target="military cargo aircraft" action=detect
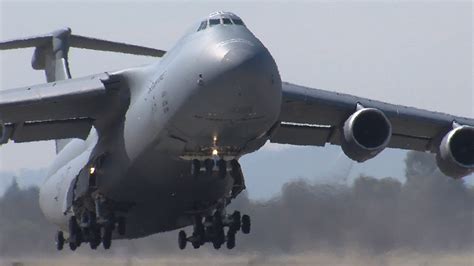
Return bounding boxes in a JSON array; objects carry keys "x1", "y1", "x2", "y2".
[{"x1": 1, "y1": 11, "x2": 473, "y2": 251}]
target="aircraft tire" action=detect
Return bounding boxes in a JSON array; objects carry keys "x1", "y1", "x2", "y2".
[
  {"x1": 68, "y1": 216, "x2": 80, "y2": 247},
  {"x1": 178, "y1": 230, "x2": 187, "y2": 250},
  {"x1": 242, "y1": 215, "x2": 251, "y2": 234},
  {"x1": 89, "y1": 227, "x2": 101, "y2": 250},
  {"x1": 212, "y1": 241, "x2": 221, "y2": 250},
  {"x1": 204, "y1": 159, "x2": 214, "y2": 175},
  {"x1": 56, "y1": 231, "x2": 64, "y2": 251},
  {"x1": 192, "y1": 240, "x2": 200, "y2": 249},
  {"x1": 90, "y1": 240, "x2": 99, "y2": 250},
  {"x1": 217, "y1": 159, "x2": 226, "y2": 179},
  {"x1": 231, "y1": 211, "x2": 241, "y2": 231},
  {"x1": 226, "y1": 231, "x2": 236, "y2": 249},
  {"x1": 102, "y1": 226, "x2": 112, "y2": 250},
  {"x1": 192, "y1": 159, "x2": 200, "y2": 178},
  {"x1": 117, "y1": 216, "x2": 126, "y2": 236},
  {"x1": 69, "y1": 240, "x2": 77, "y2": 251}
]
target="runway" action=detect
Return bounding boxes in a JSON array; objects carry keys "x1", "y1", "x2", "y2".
[{"x1": 3, "y1": 251, "x2": 474, "y2": 266}]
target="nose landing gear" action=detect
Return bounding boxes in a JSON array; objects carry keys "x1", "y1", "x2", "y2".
[
  {"x1": 180, "y1": 158, "x2": 249, "y2": 250},
  {"x1": 177, "y1": 210, "x2": 251, "y2": 250},
  {"x1": 190, "y1": 159, "x2": 246, "y2": 194},
  {"x1": 190, "y1": 158, "x2": 237, "y2": 180}
]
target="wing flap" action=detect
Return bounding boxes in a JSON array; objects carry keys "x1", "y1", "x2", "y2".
[
  {"x1": 0, "y1": 72, "x2": 123, "y2": 143},
  {"x1": 0, "y1": 73, "x2": 109, "y2": 123},
  {"x1": 8, "y1": 118, "x2": 93, "y2": 143},
  {"x1": 270, "y1": 123, "x2": 334, "y2": 146},
  {"x1": 389, "y1": 134, "x2": 431, "y2": 152}
]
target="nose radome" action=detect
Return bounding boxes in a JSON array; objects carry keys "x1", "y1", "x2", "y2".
[
  {"x1": 222, "y1": 45, "x2": 256, "y2": 67},
  {"x1": 219, "y1": 42, "x2": 267, "y2": 74}
]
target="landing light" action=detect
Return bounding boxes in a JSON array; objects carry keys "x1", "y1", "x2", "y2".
[
  {"x1": 212, "y1": 149, "x2": 218, "y2": 156},
  {"x1": 89, "y1": 167, "x2": 96, "y2": 175}
]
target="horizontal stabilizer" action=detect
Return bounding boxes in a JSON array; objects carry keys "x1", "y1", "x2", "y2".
[
  {"x1": 0, "y1": 35, "x2": 51, "y2": 50},
  {"x1": 0, "y1": 28, "x2": 166, "y2": 57},
  {"x1": 69, "y1": 35, "x2": 165, "y2": 57}
]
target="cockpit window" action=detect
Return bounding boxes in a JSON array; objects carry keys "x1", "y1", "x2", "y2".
[
  {"x1": 232, "y1": 18, "x2": 245, "y2": 26},
  {"x1": 197, "y1": 21, "x2": 207, "y2": 31},
  {"x1": 209, "y1": 19, "x2": 220, "y2": 27},
  {"x1": 198, "y1": 13, "x2": 247, "y2": 32}
]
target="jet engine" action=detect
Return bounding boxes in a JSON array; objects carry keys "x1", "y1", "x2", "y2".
[
  {"x1": 436, "y1": 125, "x2": 474, "y2": 178},
  {"x1": 341, "y1": 108, "x2": 392, "y2": 162}
]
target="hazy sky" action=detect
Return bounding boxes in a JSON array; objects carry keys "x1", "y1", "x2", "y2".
[{"x1": 0, "y1": 1, "x2": 472, "y2": 199}]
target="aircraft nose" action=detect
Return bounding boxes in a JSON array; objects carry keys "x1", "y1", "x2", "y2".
[
  {"x1": 217, "y1": 41, "x2": 269, "y2": 76},
  {"x1": 221, "y1": 43, "x2": 258, "y2": 69},
  {"x1": 194, "y1": 39, "x2": 280, "y2": 110},
  {"x1": 174, "y1": 37, "x2": 282, "y2": 152},
  {"x1": 201, "y1": 40, "x2": 279, "y2": 107}
]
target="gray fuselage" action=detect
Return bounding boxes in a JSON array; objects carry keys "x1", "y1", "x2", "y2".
[{"x1": 39, "y1": 20, "x2": 282, "y2": 239}]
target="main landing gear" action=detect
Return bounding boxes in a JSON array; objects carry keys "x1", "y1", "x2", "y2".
[
  {"x1": 56, "y1": 196, "x2": 127, "y2": 251},
  {"x1": 178, "y1": 210, "x2": 251, "y2": 250}
]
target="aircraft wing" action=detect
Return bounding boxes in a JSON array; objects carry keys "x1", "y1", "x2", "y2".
[
  {"x1": 271, "y1": 82, "x2": 474, "y2": 178},
  {"x1": 0, "y1": 73, "x2": 123, "y2": 144}
]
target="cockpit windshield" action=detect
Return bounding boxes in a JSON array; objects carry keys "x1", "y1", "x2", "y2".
[
  {"x1": 232, "y1": 19, "x2": 244, "y2": 25},
  {"x1": 197, "y1": 12, "x2": 246, "y2": 32},
  {"x1": 197, "y1": 21, "x2": 207, "y2": 31},
  {"x1": 209, "y1": 19, "x2": 220, "y2": 27}
]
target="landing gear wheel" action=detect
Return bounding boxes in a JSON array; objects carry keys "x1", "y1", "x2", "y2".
[
  {"x1": 226, "y1": 231, "x2": 236, "y2": 249},
  {"x1": 68, "y1": 216, "x2": 81, "y2": 248},
  {"x1": 192, "y1": 240, "x2": 201, "y2": 249},
  {"x1": 102, "y1": 225, "x2": 112, "y2": 250},
  {"x1": 193, "y1": 216, "x2": 205, "y2": 245},
  {"x1": 191, "y1": 159, "x2": 201, "y2": 178},
  {"x1": 217, "y1": 159, "x2": 227, "y2": 179},
  {"x1": 204, "y1": 159, "x2": 214, "y2": 175},
  {"x1": 212, "y1": 240, "x2": 222, "y2": 249},
  {"x1": 89, "y1": 239, "x2": 99, "y2": 250},
  {"x1": 213, "y1": 211, "x2": 225, "y2": 246},
  {"x1": 69, "y1": 240, "x2": 77, "y2": 251},
  {"x1": 231, "y1": 211, "x2": 241, "y2": 232},
  {"x1": 117, "y1": 216, "x2": 126, "y2": 236},
  {"x1": 56, "y1": 231, "x2": 64, "y2": 251},
  {"x1": 178, "y1": 230, "x2": 187, "y2": 250},
  {"x1": 242, "y1": 214, "x2": 251, "y2": 234},
  {"x1": 89, "y1": 227, "x2": 101, "y2": 250}
]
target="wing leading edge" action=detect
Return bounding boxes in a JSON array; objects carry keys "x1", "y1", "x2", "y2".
[
  {"x1": 0, "y1": 73, "x2": 124, "y2": 144},
  {"x1": 272, "y1": 82, "x2": 474, "y2": 178}
]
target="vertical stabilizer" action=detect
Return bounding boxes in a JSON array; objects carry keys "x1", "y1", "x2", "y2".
[
  {"x1": 31, "y1": 28, "x2": 72, "y2": 82},
  {"x1": 30, "y1": 28, "x2": 73, "y2": 152}
]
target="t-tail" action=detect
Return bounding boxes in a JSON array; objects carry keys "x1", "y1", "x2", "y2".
[{"x1": 0, "y1": 28, "x2": 165, "y2": 152}]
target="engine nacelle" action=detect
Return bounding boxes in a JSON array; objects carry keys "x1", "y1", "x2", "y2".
[
  {"x1": 341, "y1": 108, "x2": 392, "y2": 162},
  {"x1": 436, "y1": 125, "x2": 474, "y2": 178}
]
